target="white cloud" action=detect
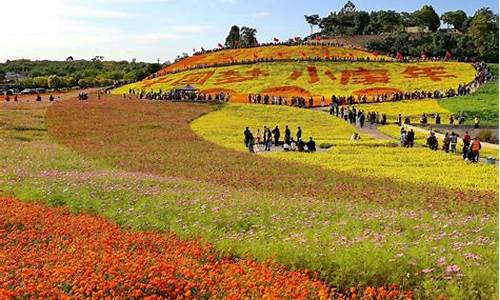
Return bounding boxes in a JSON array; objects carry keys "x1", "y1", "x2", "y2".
[
  {"x1": 172, "y1": 25, "x2": 211, "y2": 33},
  {"x1": 68, "y1": 7, "x2": 132, "y2": 19},
  {"x1": 140, "y1": 33, "x2": 179, "y2": 40},
  {"x1": 251, "y1": 11, "x2": 271, "y2": 18}
]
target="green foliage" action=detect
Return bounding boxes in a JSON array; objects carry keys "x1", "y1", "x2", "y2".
[
  {"x1": 412, "y1": 5, "x2": 441, "y2": 32},
  {"x1": 225, "y1": 25, "x2": 241, "y2": 48},
  {"x1": 441, "y1": 10, "x2": 468, "y2": 32},
  {"x1": 304, "y1": 14, "x2": 321, "y2": 34},
  {"x1": 311, "y1": 4, "x2": 498, "y2": 61},
  {"x1": 438, "y1": 64, "x2": 499, "y2": 126},
  {"x1": 468, "y1": 8, "x2": 499, "y2": 61},
  {"x1": 0, "y1": 59, "x2": 162, "y2": 89},
  {"x1": 240, "y1": 27, "x2": 258, "y2": 47},
  {"x1": 224, "y1": 25, "x2": 258, "y2": 48}
]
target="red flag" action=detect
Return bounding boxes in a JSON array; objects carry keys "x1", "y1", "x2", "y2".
[
  {"x1": 253, "y1": 53, "x2": 258, "y2": 59},
  {"x1": 324, "y1": 50, "x2": 329, "y2": 58},
  {"x1": 192, "y1": 48, "x2": 196, "y2": 53},
  {"x1": 218, "y1": 43, "x2": 224, "y2": 48},
  {"x1": 301, "y1": 51, "x2": 307, "y2": 58},
  {"x1": 373, "y1": 51, "x2": 380, "y2": 57},
  {"x1": 277, "y1": 52, "x2": 283, "y2": 58},
  {"x1": 396, "y1": 51, "x2": 403, "y2": 60},
  {"x1": 420, "y1": 51, "x2": 427, "y2": 59},
  {"x1": 315, "y1": 36, "x2": 321, "y2": 42},
  {"x1": 445, "y1": 50, "x2": 452, "y2": 60},
  {"x1": 201, "y1": 47, "x2": 205, "y2": 52},
  {"x1": 273, "y1": 37, "x2": 279, "y2": 42}
]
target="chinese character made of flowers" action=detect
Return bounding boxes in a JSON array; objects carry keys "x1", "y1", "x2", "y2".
[
  {"x1": 402, "y1": 66, "x2": 457, "y2": 82},
  {"x1": 215, "y1": 68, "x2": 269, "y2": 85},
  {"x1": 340, "y1": 67, "x2": 390, "y2": 85},
  {"x1": 171, "y1": 71, "x2": 216, "y2": 85}
]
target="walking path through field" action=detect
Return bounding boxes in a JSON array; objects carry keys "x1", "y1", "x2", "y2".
[
  {"x1": 313, "y1": 108, "x2": 498, "y2": 164},
  {"x1": 403, "y1": 124, "x2": 499, "y2": 151}
]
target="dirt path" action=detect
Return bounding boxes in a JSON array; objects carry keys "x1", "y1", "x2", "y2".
[{"x1": 404, "y1": 124, "x2": 499, "y2": 151}]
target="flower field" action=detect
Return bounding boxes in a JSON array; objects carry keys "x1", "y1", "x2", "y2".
[
  {"x1": 30, "y1": 97, "x2": 499, "y2": 299},
  {"x1": 114, "y1": 61, "x2": 476, "y2": 103},
  {"x1": 158, "y1": 45, "x2": 388, "y2": 74},
  {"x1": 191, "y1": 104, "x2": 498, "y2": 190},
  {"x1": 0, "y1": 196, "x2": 339, "y2": 299},
  {"x1": 377, "y1": 124, "x2": 499, "y2": 159}
]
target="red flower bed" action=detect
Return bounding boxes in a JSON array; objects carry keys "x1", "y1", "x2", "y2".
[{"x1": 0, "y1": 197, "x2": 412, "y2": 299}]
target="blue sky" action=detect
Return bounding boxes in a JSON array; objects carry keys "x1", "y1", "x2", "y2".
[{"x1": 0, "y1": 0, "x2": 497, "y2": 63}]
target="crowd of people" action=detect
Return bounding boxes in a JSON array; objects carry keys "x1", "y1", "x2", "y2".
[
  {"x1": 243, "y1": 125, "x2": 316, "y2": 153},
  {"x1": 423, "y1": 130, "x2": 483, "y2": 162},
  {"x1": 135, "y1": 88, "x2": 230, "y2": 103},
  {"x1": 330, "y1": 105, "x2": 388, "y2": 127}
]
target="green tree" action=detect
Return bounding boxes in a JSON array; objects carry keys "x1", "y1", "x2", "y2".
[
  {"x1": 304, "y1": 14, "x2": 321, "y2": 35},
  {"x1": 225, "y1": 25, "x2": 241, "y2": 47},
  {"x1": 240, "y1": 27, "x2": 258, "y2": 47},
  {"x1": 412, "y1": 5, "x2": 441, "y2": 31},
  {"x1": 441, "y1": 10, "x2": 468, "y2": 31},
  {"x1": 354, "y1": 11, "x2": 370, "y2": 34},
  {"x1": 468, "y1": 8, "x2": 498, "y2": 59},
  {"x1": 33, "y1": 76, "x2": 49, "y2": 88},
  {"x1": 47, "y1": 75, "x2": 62, "y2": 89}
]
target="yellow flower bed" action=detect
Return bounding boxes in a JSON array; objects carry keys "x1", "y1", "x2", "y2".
[
  {"x1": 354, "y1": 99, "x2": 452, "y2": 122},
  {"x1": 115, "y1": 62, "x2": 476, "y2": 104},
  {"x1": 191, "y1": 104, "x2": 497, "y2": 190},
  {"x1": 379, "y1": 124, "x2": 499, "y2": 159}
]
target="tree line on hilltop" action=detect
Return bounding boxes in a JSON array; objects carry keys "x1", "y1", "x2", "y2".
[
  {"x1": 305, "y1": 1, "x2": 498, "y2": 61},
  {"x1": 0, "y1": 57, "x2": 162, "y2": 90}
]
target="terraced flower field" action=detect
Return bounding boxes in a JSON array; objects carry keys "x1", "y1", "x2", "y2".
[
  {"x1": 20, "y1": 97, "x2": 494, "y2": 299},
  {"x1": 158, "y1": 45, "x2": 388, "y2": 73},
  {"x1": 114, "y1": 61, "x2": 476, "y2": 103}
]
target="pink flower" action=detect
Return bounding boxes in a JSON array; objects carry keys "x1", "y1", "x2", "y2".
[
  {"x1": 437, "y1": 256, "x2": 446, "y2": 267},
  {"x1": 421, "y1": 268, "x2": 434, "y2": 274},
  {"x1": 445, "y1": 264, "x2": 461, "y2": 273},
  {"x1": 394, "y1": 253, "x2": 403, "y2": 258}
]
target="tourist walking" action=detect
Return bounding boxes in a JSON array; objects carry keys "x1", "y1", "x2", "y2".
[
  {"x1": 450, "y1": 132, "x2": 458, "y2": 153},
  {"x1": 469, "y1": 137, "x2": 482, "y2": 162},
  {"x1": 296, "y1": 126, "x2": 302, "y2": 141},
  {"x1": 462, "y1": 131, "x2": 471, "y2": 160},
  {"x1": 442, "y1": 132, "x2": 450, "y2": 153},
  {"x1": 272, "y1": 126, "x2": 280, "y2": 146},
  {"x1": 407, "y1": 129, "x2": 415, "y2": 148}
]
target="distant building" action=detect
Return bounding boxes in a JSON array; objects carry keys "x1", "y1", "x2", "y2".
[
  {"x1": 3, "y1": 72, "x2": 24, "y2": 84},
  {"x1": 405, "y1": 26, "x2": 429, "y2": 33}
]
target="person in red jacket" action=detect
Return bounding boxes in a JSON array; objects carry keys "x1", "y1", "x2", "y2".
[
  {"x1": 462, "y1": 131, "x2": 471, "y2": 160},
  {"x1": 469, "y1": 137, "x2": 482, "y2": 162}
]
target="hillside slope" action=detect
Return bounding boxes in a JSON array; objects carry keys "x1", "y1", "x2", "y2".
[
  {"x1": 158, "y1": 45, "x2": 387, "y2": 74},
  {"x1": 115, "y1": 60, "x2": 476, "y2": 103}
]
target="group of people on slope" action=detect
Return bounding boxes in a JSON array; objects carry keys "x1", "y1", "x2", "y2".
[
  {"x1": 418, "y1": 113, "x2": 480, "y2": 128},
  {"x1": 399, "y1": 128, "x2": 416, "y2": 148},
  {"x1": 248, "y1": 94, "x2": 317, "y2": 108},
  {"x1": 425, "y1": 130, "x2": 482, "y2": 162},
  {"x1": 243, "y1": 126, "x2": 316, "y2": 153},
  {"x1": 331, "y1": 105, "x2": 388, "y2": 127}
]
